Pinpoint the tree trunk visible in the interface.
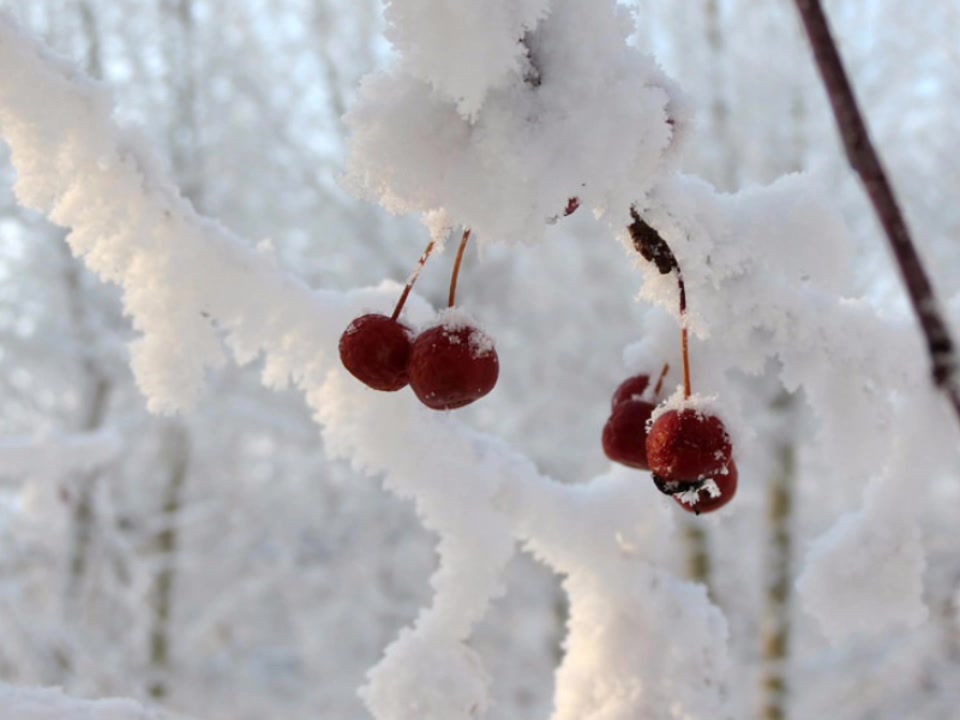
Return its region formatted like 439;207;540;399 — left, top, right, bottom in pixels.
147;421;191;701
759;394;797;720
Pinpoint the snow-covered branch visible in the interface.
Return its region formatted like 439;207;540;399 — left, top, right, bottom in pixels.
0;682;187;720
0;428;120;483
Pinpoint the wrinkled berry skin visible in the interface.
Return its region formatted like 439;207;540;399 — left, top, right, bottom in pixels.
602;399;656;470
610;374;650;410
646;409;732;485
408;325;499;410
674;462;739;515
339;314;413;392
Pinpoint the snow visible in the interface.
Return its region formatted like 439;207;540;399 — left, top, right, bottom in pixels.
344;0;687;249
676;478;722;507
506;468;732;719
795;398;945;643
362;630;491;720
383;0;550;117
796;476;927;642
0;429;120;484
423;308;496;356
0;683;183;720
1;3;957;719
649;388;725;422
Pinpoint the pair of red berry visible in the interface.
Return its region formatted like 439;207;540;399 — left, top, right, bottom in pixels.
602;370;737;514
339;312;499;409
338;230;500;411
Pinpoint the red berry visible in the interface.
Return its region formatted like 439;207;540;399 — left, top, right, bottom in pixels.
408;323;499;410
610;374;651;410
646;408;732;486
673;462;738;515
339;314;414;391
602;399;656;470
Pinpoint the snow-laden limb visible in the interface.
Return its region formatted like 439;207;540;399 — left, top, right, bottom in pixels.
631;172;921;482
796;478;927;643
626;173;947;641
794;394;951;642
314;367;517;719
0;428;120;483
345;0;689;247
0;682;187;720
315;368;518;643
502;468;734;719
316;362;737;718
0;14;345;414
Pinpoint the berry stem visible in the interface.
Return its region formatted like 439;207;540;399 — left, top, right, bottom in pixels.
678;271;692;399
390;239;435;321
654;363;670;396
448;228;471;308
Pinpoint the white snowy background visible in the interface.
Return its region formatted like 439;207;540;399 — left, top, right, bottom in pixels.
0;1;959;719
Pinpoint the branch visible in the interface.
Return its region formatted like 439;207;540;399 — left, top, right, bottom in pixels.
792;0;960;424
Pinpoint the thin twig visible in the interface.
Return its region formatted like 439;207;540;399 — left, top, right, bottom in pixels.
653;363;670;396
448;229;471;307
391;239;435;320
792;0;960;423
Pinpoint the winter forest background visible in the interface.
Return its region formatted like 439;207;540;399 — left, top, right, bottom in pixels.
0;0;959;718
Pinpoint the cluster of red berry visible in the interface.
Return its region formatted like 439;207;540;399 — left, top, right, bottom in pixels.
601;210;737;514
602;369;737;514
339;230;500;410
338;207;737;514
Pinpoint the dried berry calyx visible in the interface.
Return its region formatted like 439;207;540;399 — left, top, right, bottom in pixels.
628;208;677;275
646;407;733;490
673;462;738;515
339;313;414;392
408;316;499;410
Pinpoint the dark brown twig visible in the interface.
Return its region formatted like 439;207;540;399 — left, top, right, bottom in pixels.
793;0;960;422
678;273;692;399
629;209;678;275
628;209;691;397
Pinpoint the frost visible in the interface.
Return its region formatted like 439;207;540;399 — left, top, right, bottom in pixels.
384;0;551;117
797;484;927;642
344;0;686;247
424;308;496;356
797;431;931;643
676;478;721;507
649;388;724;422
362;631;491;720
